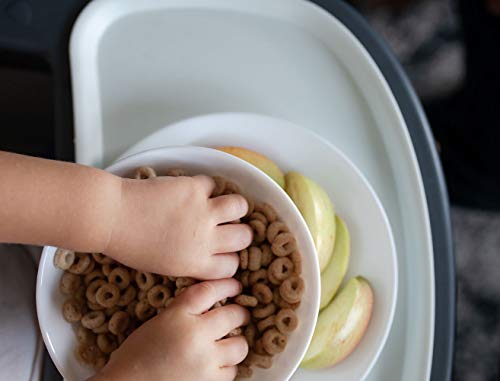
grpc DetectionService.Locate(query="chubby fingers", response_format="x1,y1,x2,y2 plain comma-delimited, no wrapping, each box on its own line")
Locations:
202,304,250,340
192,175,216,197
212,224,253,254
209,194,248,224
217,336,249,367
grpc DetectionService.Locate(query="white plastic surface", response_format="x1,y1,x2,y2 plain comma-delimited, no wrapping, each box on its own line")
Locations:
68,1,434,380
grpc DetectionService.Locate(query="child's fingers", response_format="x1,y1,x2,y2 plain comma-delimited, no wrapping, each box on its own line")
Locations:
202,304,250,340
217,336,249,367
199,253,239,279
192,175,216,197
177,278,242,315
212,224,252,253
209,194,248,224
217,365,238,381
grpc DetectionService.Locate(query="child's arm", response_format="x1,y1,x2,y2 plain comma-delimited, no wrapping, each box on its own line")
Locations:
0,151,252,278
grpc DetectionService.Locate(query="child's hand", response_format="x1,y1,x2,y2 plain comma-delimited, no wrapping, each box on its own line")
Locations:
91,279,249,381
105,175,252,279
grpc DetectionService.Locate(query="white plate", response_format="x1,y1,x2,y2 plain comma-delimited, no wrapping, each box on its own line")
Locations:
121,113,398,381
69,1,435,379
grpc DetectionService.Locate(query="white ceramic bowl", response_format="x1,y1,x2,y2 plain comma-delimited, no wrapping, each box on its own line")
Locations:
36,146,320,381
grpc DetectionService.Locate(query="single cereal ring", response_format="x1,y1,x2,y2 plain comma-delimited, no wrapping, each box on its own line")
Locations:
97,333,118,354
62,299,83,322
81,311,106,330
68,253,92,275
266,221,289,243
212,176,226,197
267,267,281,286
237,364,253,378
248,269,267,286
135,271,156,291
147,285,172,308
290,251,302,275
234,295,258,307
108,267,131,290
135,166,157,179
91,253,114,265
257,315,276,332
76,343,102,365
93,321,109,334
227,327,243,337
271,233,297,257
126,300,138,317
249,212,268,226
60,272,82,295
54,248,75,270
223,181,240,195
77,326,96,345
102,263,118,276
260,244,274,267
252,283,273,304
252,303,276,319
95,356,108,370
84,270,105,286
248,247,262,271
239,249,249,270
116,285,137,307
249,219,266,243
244,196,255,218
279,275,304,304
109,311,130,335
254,203,278,223
240,270,250,288
268,257,294,283
262,328,287,355
87,300,105,311
248,351,273,369
175,277,196,288
96,283,120,308
81,258,96,275
86,279,107,304
276,308,299,334
135,300,156,321
244,323,257,348
166,168,185,177
254,339,267,355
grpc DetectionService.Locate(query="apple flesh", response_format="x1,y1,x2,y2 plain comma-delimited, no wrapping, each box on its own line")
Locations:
319,216,350,310
301,276,374,369
285,172,336,271
216,146,285,188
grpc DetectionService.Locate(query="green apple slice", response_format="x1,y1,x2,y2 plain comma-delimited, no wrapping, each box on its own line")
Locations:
285,172,336,271
301,276,374,369
320,217,350,310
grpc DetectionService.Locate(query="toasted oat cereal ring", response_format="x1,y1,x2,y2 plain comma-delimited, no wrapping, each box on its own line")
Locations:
109,311,130,335
77,326,96,345
62,299,83,322
97,333,118,354
260,244,274,267
269,257,294,282
276,308,299,334
239,249,248,270
76,343,102,365
91,252,114,265
254,203,277,223
254,339,267,355
93,321,109,334
117,286,137,307
95,356,108,370
248,246,262,271
84,270,105,286
164,297,174,308
252,283,273,304
237,364,253,378
135,271,156,291
175,277,196,288
271,232,297,257
60,272,82,295
249,220,266,243
223,181,240,195
262,328,287,355
54,248,75,270
248,351,273,369
126,300,138,317
147,285,172,308
234,295,258,307
266,221,289,243
135,166,157,179
82,258,96,275
68,253,92,274
290,251,302,275
212,176,226,197
252,303,276,319
248,269,267,286
244,323,257,348
240,270,250,288
135,300,156,321
102,263,118,277
88,300,105,311
244,196,255,218
279,275,304,304
227,327,243,337
81,311,106,330
166,168,185,177
96,283,120,308
86,279,107,304
267,268,281,286
257,315,276,332
249,212,268,226
108,267,131,290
